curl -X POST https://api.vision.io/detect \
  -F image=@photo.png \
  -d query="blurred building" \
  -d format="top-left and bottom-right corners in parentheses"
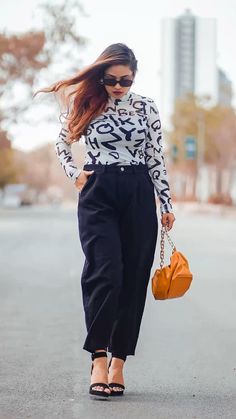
top-left (161, 9), bottom-right (218, 129)
top-left (218, 68), bottom-right (233, 107)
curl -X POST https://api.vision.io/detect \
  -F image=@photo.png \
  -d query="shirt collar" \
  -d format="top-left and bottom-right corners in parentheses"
top-left (108, 91), bottom-right (133, 105)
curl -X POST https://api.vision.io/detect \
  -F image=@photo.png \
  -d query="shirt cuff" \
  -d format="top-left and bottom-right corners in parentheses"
top-left (72, 168), bottom-right (82, 183)
top-left (160, 202), bottom-right (174, 214)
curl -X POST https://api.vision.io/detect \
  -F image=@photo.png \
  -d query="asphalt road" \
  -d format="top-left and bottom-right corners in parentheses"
top-left (0, 204), bottom-right (236, 419)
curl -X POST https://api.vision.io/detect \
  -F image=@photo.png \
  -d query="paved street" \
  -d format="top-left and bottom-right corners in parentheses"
top-left (0, 203), bottom-right (236, 419)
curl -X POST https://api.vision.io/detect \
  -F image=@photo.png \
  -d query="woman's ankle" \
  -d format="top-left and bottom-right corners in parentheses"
top-left (111, 354), bottom-right (127, 362)
top-left (109, 358), bottom-right (125, 369)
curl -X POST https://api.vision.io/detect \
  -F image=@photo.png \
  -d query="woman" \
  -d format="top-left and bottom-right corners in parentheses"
top-left (35, 43), bottom-right (175, 399)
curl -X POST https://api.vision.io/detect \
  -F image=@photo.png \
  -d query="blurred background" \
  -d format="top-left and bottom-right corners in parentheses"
top-left (0, 0), bottom-right (236, 208)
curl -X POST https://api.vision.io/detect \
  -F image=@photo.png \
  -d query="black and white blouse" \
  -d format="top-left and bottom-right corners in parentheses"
top-left (55, 90), bottom-right (173, 214)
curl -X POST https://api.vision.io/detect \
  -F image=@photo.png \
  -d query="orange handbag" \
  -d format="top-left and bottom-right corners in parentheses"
top-left (151, 225), bottom-right (193, 300)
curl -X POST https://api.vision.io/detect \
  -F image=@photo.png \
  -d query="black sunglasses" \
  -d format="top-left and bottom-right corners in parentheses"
top-left (101, 77), bottom-right (134, 87)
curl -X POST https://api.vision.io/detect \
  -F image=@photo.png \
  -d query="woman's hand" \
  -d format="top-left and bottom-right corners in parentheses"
top-left (75, 170), bottom-right (94, 192)
top-left (161, 212), bottom-right (176, 231)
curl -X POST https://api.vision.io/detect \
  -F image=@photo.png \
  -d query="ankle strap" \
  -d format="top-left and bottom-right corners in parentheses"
top-left (91, 351), bottom-right (107, 361)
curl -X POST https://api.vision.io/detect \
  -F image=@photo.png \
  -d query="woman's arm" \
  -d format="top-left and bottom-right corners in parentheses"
top-left (55, 121), bottom-right (82, 183)
top-left (144, 99), bottom-right (174, 214)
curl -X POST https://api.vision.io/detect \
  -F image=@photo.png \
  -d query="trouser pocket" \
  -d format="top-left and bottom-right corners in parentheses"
top-left (79, 172), bottom-right (96, 196)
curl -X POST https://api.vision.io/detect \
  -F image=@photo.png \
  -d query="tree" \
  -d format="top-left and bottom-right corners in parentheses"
top-left (0, 0), bottom-right (88, 190)
top-left (0, 131), bottom-right (22, 188)
top-left (169, 93), bottom-right (236, 204)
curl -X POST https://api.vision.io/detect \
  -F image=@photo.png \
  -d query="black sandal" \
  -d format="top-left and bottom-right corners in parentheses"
top-left (107, 356), bottom-right (126, 396)
top-left (89, 351), bottom-right (111, 399)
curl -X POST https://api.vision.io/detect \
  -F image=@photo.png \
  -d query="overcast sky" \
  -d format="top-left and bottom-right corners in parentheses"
top-left (1, 0), bottom-right (236, 151)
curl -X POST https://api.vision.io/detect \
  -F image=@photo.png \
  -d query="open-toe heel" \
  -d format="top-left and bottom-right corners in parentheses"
top-left (89, 351), bottom-right (110, 400)
top-left (107, 356), bottom-right (126, 396)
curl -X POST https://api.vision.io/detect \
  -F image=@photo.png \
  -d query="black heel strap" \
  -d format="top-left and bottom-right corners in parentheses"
top-left (91, 351), bottom-right (107, 361)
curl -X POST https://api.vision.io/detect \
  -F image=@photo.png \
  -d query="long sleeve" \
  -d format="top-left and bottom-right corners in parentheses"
top-left (144, 99), bottom-right (174, 214)
top-left (55, 121), bottom-right (82, 183)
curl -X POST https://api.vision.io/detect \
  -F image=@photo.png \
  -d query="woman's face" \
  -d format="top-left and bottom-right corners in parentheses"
top-left (102, 64), bottom-right (134, 99)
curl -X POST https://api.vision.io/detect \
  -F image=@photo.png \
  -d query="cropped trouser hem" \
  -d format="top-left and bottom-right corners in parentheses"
top-left (82, 345), bottom-right (128, 361)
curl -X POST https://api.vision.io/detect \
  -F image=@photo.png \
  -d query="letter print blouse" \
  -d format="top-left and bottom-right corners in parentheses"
top-left (55, 90), bottom-right (174, 214)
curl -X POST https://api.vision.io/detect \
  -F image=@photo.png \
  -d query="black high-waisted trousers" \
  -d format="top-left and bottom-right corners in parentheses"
top-left (77, 162), bottom-right (158, 362)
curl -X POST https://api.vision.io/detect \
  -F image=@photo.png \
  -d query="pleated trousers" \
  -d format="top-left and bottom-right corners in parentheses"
top-left (77, 162), bottom-right (158, 361)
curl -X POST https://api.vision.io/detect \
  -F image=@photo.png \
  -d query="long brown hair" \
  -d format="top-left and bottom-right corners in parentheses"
top-left (33, 43), bottom-right (138, 144)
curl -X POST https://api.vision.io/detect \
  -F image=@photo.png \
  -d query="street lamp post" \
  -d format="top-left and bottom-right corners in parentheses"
top-left (196, 111), bottom-right (205, 202)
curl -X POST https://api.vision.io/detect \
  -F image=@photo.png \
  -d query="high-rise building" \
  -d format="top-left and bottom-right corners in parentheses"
top-left (160, 9), bottom-right (218, 130)
top-left (218, 68), bottom-right (233, 107)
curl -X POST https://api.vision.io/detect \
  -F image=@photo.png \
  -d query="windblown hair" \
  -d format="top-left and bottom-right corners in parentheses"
top-left (33, 43), bottom-right (138, 144)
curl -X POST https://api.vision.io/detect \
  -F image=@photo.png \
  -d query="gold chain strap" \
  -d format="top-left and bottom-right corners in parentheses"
top-left (160, 226), bottom-right (176, 269)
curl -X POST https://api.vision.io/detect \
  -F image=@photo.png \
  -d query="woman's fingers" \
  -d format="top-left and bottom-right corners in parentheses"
top-left (161, 213), bottom-right (176, 230)
top-left (75, 170), bottom-right (94, 191)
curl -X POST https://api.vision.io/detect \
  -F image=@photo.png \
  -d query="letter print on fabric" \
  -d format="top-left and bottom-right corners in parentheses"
top-left (55, 91), bottom-right (174, 213)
